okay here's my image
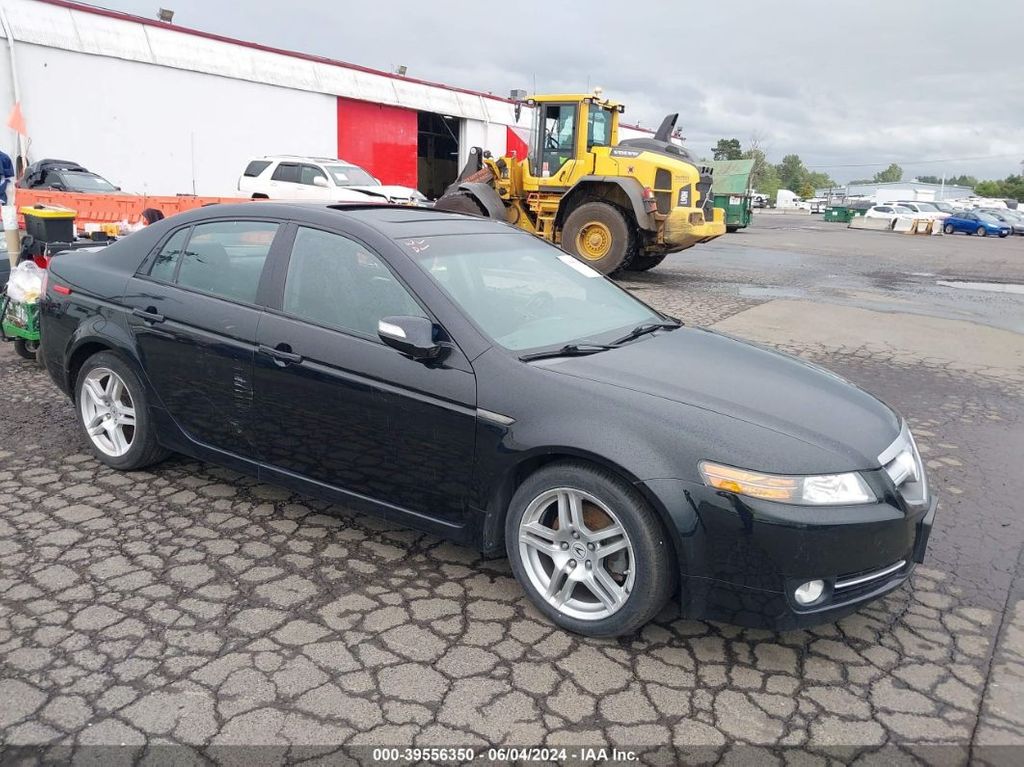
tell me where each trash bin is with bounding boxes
[823,205,853,223]
[20,204,76,243]
[714,193,752,232]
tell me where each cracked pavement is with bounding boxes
[2,214,1023,762]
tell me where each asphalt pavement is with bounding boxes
[1,213,1023,763]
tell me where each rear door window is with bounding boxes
[271,163,300,183]
[176,221,279,304]
[148,227,190,282]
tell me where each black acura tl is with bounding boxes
[38,203,935,636]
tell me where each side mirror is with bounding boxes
[378,315,442,360]
[312,176,329,188]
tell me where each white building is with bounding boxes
[0,0,660,198]
[816,180,976,204]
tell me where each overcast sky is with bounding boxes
[98,0,1024,183]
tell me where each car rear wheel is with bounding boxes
[976,226,987,237]
[13,339,38,360]
[76,351,169,471]
[506,461,675,636]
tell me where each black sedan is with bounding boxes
[39,203,936,636]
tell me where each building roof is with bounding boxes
[4,0,519,124]
[709,159,755,195]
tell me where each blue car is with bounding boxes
[943,211,1011,237]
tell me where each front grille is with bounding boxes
[878,422,928,506]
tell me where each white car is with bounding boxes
[895,201,949,221]
[238,156,427,204]
[865,205,917,228]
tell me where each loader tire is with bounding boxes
[434,191,487,217]
[624,253,667,272]
[561,202,634,275]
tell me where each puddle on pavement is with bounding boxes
[937,280,1024,295]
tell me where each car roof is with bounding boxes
[168,202,511,239]
[252,155,357,165]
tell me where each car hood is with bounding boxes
[534,327,900,468]
[346,185,424,203]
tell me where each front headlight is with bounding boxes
[699,461,875,505]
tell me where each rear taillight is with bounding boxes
[642,186,657,214]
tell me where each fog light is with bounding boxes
[794,580,825,605]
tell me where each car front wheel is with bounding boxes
[76,351,169,471]
[506,461,675,636]
[943,223,955,235]
[976,226,987,237]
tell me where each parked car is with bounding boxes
[978,208,1024,235]
[17,158,122,193]
[942,211,1011,237]
[895,201,949,221]
[865,205,915,228]
[39,203,935,637]
[238,156,426,205]
[806,197,828,214]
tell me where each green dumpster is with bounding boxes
[708,159,756,233]
[823,205,853,223]
[713,192,752,232]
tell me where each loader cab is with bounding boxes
[529,94,622,185]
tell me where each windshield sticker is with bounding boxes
[405,239,429,253]
[558,255,601,278]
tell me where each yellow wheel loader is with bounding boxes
[435,91,726,274]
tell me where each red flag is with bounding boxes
[6,102,27,136]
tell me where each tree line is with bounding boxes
[710,138,1024,201]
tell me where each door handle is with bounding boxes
[132,307,164,323]
[259,344,303,365]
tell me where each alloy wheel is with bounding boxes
[80,367,136,457]
[517,487,636,620]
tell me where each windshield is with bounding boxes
[976,213,1000,224]
[405,233,662,351]
[59,171,117,192]
[913,202,937,211]
[932,202,954,212]
[324,164,377,187]
[893,206,913,213]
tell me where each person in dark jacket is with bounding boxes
[0,149,15,205]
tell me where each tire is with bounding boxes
[561,202,634,275]
[999,232,1008,238]
[13,338,38,360]
[505,461,676,637]
[434,191,487,217]
[943,223,954,235]
[75,351,169,471]
[726,224,740,233]
[624,253,667,272]
[976,227,987,237]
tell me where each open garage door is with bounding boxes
[417,112,460,199]
[337,98,417,188]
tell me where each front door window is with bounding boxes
[536,104,577,178]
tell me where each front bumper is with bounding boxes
[641,478,936,629]
[659,206,726,251]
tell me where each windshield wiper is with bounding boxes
[519,343,616,362]
[610,320,682,346]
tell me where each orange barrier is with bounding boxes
[14,189,250,233]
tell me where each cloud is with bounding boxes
[97,0,1024,181]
